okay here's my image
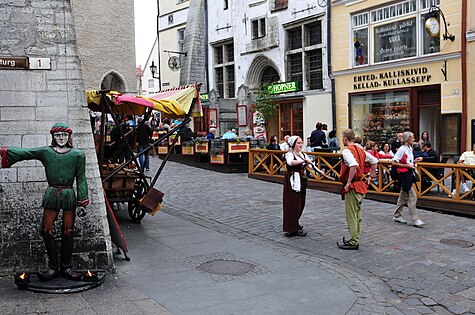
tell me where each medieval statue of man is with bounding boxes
[0,122,89,281]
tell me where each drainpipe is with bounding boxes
[156,0,162,91]
[461,0,467,151]
[204,0,210,93]
[327,0,336,130]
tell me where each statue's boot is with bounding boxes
[37,233,59,281]
[60,234,82,281]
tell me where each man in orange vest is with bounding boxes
[337,129,378,250]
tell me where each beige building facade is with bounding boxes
[332,0,467,155]
[156,1,190,90]
[466,0,475,149]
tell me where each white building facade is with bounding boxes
[207,0,333,140]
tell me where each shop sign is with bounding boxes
[374,17,417,63]
[353,67,432,90]
[267,81,299,95]
[200,93,209,101]
[0,57,28,69]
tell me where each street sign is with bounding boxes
[29,57,51,70]
[0,57,28,70]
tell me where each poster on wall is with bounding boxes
[373,17,417,63]
[209,108,218,127]
[237,104,247,126]
[252,110,266,140]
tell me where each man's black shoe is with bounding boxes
[337,241,359,250]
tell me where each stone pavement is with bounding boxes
[149,159,475,315]
[1,157,474,314]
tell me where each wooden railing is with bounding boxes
[248,149,475,216]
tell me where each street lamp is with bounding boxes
[150,60,159,79]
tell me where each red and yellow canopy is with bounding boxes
[86,85,202,117]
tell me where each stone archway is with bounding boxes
[100,70,127,92]
[245,55,281,90]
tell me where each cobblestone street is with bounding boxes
[152,159,475,315]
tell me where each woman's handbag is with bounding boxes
[411,169,420,183]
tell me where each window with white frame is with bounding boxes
[177,28,186,52]
[148,79,154,89]
[285,19,323,90]
[352,0,440,67]
[252,18,266,39]
[214,42,235,98]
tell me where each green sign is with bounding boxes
[200,93,209,101]
[267,81,299,95]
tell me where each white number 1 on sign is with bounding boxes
[29,57,51,70]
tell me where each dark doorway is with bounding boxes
[415,85,440,152]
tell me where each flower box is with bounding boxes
[195,142,209,153]
[182,145,194,155]
[158,146,168,155]
[169,134,181,146]
[227,142,249,153]
[210,153,225,165]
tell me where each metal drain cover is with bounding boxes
[197,259,255,276]
[440,239,474,248]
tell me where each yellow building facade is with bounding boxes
[332,0,467,155]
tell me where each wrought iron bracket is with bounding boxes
[429,5,455,42]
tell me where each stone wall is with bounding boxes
[0,0,112,275]
[71,0,137,92]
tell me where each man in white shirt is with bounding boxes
[453,143,475,195]
[337,129,378,250]
[279,135,290,151]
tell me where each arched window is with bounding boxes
[261,66,280,84]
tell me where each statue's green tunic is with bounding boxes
[3,146,88,210]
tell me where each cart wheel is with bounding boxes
[128,180,147,222]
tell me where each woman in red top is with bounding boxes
[363,141,392,173]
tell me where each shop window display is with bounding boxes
[351,0,441,67]
[351,91,410,144]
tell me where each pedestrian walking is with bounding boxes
[337,129,377,250]
[136,118,153,171]
[282,136,312,237]
[392,131,425,227]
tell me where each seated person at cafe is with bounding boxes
[279,135,290,151]
[452,144,475,194]
[206,127,216,140]
[420,141,439,163]
[180,124,194,142]
[266,135,279,150]
[418,142,440,192]
[221,128,237,139]
[413,143,428,160]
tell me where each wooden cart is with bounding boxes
[87,84,202,222]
